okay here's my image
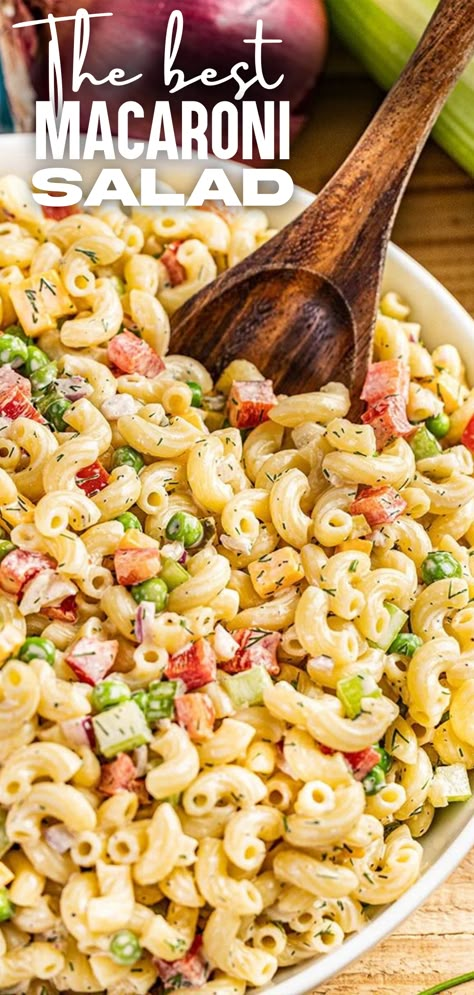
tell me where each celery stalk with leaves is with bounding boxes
[326,0,474,177]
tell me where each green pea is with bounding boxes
[362,765,386,796]
[109,929,142,966]
[132,689,149,713]
[46,398,72,432]
[0,887,13,923]
[426,411,451,439]
[0,333,28,369]
[112,446,145,474]
[421,551,462,585]
[374,747,392,774]
[116,512,143,532]
[18,637,56,665]
[35,384,59,415]
[30,361,58,393]
[131,577,168,610]
[25,344,50,375]
[186,380,203,407]
[165,511,204,549]
[91,680,131,712]
[3,324,31,344]
[388,632,423,657]
[0,540,15,563]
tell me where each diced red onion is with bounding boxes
[43,823,76,853]
[101,394,142,420]
[161,541,186,562]
[60,716,96,749]
[56,376,93,401]
[135,601,156,643]
[132,745,148,778]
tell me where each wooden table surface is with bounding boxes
[288,44,474,995]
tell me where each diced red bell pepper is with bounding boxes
[0,365,31,396]
[114,547,161,587]
[362,395,414,449]
[42,594,78,623]
[166,638,216,691]
[344,746,381,781]
[160,241,186,287]
[0,549,56,596]
[0,385,46,424]
[362,360,410,405]
[65,636,119,686]
[154,936,209,987]
[76,461,110,497]
[98,753,148,798]
[461,415,474,453]
[221,629,281,676]
[42,202,80,220]
[175,693,216,743]
[107,330,165,379]
[350,485,407,528]
[227,379,277,429]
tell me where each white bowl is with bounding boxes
[3,133,474,994]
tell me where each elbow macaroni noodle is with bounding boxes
[0,179,472,992]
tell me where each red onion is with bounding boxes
[1,0,328,160]
[43,823,76,853]
[135,600,156,643]
[56,376,93,401]
[60,715,96,749]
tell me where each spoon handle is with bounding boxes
[294,0,474,396]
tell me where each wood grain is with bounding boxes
[288,43,474,995]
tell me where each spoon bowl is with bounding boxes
[171,0,474,398]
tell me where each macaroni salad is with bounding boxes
[0,176,473,994]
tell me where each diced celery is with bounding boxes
[92,700,151,758]
[0,810,10,859]
[221,666,273,708]
[326,0,474,178]
[160,557,190,592]
[336,673,381,719]
[369,603,408,652]
[410,425,441,460]
[429,763,472,806]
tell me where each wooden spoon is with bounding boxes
[170,0,474,409]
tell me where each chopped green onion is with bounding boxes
[336,674,381,720]
[410,425,441,460]
[0,887,13,922]
[186,380,203,407]
[388,632,423,657]
[326,0,474,178]
[221,666,273,708]
[109,929,142,965]
[160,557,190,591]
[146,680,178,725]
[91,679,131,712]
[0,540,15,563]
